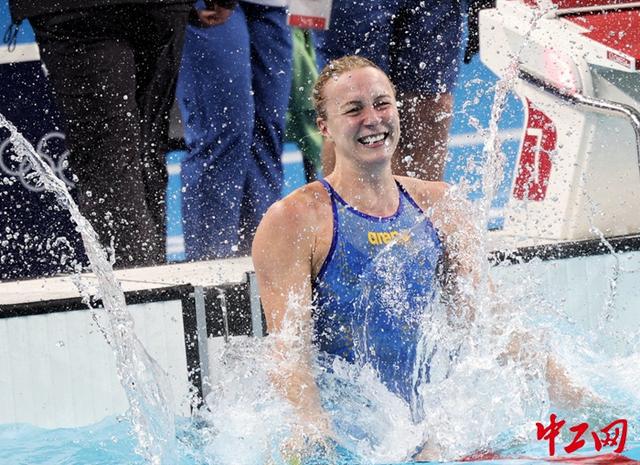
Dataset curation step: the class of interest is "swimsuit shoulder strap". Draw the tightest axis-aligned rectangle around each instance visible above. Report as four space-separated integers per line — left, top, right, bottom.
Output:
317 178 340 214
395 179 425 214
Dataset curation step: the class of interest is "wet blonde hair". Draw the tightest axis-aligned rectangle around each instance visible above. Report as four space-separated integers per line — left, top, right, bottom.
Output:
312 55 395 120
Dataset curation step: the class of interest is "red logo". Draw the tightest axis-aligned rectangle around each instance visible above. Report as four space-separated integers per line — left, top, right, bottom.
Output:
288 15 326 30
606 51 634 70
536 414 628 456
513 100 557 201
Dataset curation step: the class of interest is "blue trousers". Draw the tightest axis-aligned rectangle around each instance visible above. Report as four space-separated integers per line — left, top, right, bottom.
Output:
177 3 292 260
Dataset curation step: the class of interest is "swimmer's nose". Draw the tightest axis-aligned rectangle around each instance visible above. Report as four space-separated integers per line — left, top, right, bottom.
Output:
361 105 382 126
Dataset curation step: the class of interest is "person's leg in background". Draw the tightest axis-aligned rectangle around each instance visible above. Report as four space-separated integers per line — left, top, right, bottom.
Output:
390 0 463 181
131 3 191 260
30 6 188 267
237 3 292 254
177 5 254 260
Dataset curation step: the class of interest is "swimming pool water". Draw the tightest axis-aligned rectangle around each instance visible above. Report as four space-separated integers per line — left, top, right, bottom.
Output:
1 415 638 465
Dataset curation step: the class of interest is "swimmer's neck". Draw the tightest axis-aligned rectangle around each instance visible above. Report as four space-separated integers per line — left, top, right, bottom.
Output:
326 164 399 216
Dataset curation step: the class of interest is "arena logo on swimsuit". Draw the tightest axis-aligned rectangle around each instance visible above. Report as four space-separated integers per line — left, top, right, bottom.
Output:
367 230 411 245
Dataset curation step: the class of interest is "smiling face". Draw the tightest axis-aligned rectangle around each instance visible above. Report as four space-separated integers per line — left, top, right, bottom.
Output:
316 66 400 170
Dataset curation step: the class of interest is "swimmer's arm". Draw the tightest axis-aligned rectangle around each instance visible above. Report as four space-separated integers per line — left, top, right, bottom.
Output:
435 188 589 408
395 179 479 322
252 199 332 441
501 332 591 409
410 181 589 408
425 183 482 324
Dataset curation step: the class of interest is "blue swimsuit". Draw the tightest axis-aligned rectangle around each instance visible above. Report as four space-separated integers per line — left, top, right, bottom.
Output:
313 179 443 406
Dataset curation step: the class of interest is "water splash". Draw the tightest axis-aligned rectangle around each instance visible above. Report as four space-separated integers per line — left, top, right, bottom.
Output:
476 3 553 222
199 336 294 465
0 113 176 464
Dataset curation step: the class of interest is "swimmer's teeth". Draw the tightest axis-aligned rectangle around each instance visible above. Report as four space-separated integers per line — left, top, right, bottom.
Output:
361 133 386 145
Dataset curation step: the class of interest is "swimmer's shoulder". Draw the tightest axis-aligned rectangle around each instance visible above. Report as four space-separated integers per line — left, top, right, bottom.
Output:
259 181 333 234
252 182 334 291
394 175 449 212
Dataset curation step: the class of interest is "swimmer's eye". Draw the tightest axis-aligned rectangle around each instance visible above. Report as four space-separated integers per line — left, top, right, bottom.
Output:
344 106 362 115
374 100 393 109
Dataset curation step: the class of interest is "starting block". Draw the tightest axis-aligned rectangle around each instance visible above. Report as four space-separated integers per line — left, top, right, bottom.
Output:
480 0 640 246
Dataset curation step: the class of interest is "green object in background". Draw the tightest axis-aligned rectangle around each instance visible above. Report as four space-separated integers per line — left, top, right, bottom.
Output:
285 28 323 182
